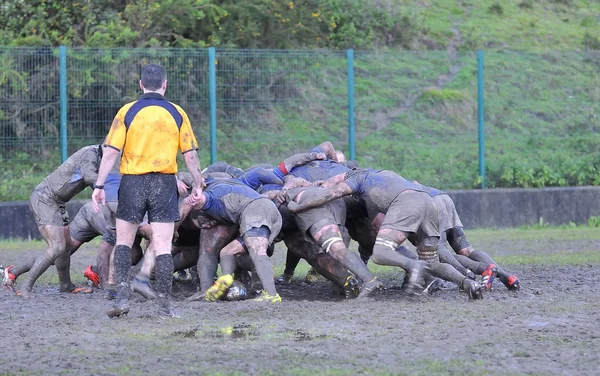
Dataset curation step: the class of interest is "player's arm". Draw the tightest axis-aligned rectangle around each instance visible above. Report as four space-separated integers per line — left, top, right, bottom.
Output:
178 108 203 191
275 152 326 177
314 141 338 161
261 189 282 200
92 111 127 211
277 176 313 203
287 182 354 213
81 147 101 186
320 172 348 189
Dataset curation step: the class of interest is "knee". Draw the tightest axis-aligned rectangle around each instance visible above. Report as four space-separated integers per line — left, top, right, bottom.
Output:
458 247 473 256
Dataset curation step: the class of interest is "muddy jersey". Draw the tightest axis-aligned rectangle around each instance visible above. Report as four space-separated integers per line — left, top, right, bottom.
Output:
288 160 349 182
35 145 101 202
200 180 262 224
344 169 424 215
238 167 284 191
419 184 446 197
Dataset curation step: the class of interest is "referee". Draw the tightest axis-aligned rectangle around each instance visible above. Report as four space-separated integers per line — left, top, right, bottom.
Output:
92 63 204 318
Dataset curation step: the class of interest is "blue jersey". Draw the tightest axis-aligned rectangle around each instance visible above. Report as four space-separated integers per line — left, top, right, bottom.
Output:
104 173 122 202
238 167 284 191
288 160 349 182
419 185 446 197
344 169 424 215
201 180 261 224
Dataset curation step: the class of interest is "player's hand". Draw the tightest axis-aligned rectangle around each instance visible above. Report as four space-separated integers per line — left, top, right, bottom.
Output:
276 189 288 204
287 201 300 213
176 179 190 196
187 186 204 207
91 188 105 212
312 152 327 160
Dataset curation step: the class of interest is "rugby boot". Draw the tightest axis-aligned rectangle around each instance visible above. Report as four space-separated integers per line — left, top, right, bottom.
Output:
422 277 444 295
0 265 16 292
462 279 484 300
205 274 234 302
253 290 282 303
480 264 498 291
173 270 191 283
107 297 130 318
404 261 429 295
357 277 383 299
70 287 93 294
343 275 360 299
276 272 294 284
104 288 118 300
83 265 101 287
131 275 158 299
505 275 521 290
157 295 180 319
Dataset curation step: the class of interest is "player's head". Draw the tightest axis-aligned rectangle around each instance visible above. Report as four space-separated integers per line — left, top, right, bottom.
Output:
140 63 167 93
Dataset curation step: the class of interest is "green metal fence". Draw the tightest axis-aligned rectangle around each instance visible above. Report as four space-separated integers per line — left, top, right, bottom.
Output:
1 47 599 201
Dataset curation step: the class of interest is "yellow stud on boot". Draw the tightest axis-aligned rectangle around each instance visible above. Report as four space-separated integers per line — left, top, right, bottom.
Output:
205 274 234 302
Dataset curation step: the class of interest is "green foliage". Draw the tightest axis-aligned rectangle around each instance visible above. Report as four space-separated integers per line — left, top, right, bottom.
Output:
588 216 600 227
488 3 504 16
0 0 421 50
582 32 600 50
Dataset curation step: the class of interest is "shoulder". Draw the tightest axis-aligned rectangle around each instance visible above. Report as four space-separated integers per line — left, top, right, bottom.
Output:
169 102 188 116
118 101 137 114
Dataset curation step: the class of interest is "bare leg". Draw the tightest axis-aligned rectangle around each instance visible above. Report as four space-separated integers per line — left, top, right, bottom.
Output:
244 236 277 296
284 233 350 287
106 219 138 317
20 225 69 297
96 241 113 287
197 224 236 293
417 236 482 299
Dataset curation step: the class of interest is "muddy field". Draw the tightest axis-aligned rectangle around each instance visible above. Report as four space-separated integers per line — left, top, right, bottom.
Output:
1 228 600 376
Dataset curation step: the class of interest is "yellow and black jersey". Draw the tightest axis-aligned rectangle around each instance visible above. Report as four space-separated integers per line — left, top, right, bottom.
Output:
104 93 198 175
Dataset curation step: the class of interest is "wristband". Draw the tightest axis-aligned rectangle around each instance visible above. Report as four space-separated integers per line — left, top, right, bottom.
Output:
277 161 289 175
93 183 104 190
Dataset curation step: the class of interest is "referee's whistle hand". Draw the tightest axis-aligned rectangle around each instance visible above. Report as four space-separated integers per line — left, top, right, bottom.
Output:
91 188 106 212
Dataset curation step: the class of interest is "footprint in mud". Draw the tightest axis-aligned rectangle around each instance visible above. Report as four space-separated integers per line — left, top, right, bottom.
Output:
172 325 329 342
173 324 258 340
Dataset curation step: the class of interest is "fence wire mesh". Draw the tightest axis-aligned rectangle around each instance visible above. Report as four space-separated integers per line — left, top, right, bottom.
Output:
354 50 478 189
1 47 599 201
214 49 348 167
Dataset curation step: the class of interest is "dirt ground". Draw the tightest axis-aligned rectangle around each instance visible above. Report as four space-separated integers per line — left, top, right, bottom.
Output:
1 228 600 376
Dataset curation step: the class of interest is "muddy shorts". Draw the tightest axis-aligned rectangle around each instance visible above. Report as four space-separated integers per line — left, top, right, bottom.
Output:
433 194 463 233
239 198 282 244
380 190 440 245
102 201 149 246
293 199 347 236
117 173 179 224
29 189 69 227
69 201 109 243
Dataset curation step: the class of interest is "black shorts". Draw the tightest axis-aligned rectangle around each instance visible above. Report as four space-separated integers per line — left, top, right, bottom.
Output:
116 173 180 224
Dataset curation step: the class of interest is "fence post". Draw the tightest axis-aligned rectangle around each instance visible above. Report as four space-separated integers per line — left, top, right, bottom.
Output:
59 45 68 162
477 50 485 189
347 49 356 161
208 47 217 164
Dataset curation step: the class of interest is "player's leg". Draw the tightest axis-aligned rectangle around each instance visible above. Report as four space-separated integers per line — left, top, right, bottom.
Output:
309 222 380 298
244 228 281 302
448 226 520 290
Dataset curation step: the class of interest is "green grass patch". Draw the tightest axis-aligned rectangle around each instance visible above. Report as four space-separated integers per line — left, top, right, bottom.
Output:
493 249 600 266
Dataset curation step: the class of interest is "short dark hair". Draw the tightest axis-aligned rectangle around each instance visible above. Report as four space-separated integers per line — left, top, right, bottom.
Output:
141 64 166 91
